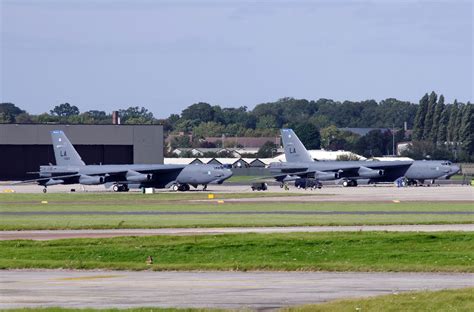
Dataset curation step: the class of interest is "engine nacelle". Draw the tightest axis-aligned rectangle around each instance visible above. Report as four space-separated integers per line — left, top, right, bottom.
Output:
315 171 337 181
79 175 105 185
45 179 64 186
358 166 384 179
127 174 152 183
126 170 152 183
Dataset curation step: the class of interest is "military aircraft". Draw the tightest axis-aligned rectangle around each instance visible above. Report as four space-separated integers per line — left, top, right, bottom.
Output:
22 130 233 193
268 129 460 187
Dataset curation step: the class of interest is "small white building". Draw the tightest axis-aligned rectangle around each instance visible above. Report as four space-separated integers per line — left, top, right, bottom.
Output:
272 150 366 162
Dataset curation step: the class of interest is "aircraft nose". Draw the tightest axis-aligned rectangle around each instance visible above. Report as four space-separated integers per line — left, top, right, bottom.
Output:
452 165 460 174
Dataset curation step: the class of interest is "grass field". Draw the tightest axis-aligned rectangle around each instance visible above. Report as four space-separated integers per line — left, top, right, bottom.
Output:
0 192 472 230
1 232 473 272
0 192 311 203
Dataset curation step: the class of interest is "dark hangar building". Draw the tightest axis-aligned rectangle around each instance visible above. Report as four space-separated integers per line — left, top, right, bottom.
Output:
0 124 164 180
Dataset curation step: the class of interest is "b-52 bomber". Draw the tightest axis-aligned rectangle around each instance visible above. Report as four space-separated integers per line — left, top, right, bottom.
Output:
22 130 233 193
268 129 460 187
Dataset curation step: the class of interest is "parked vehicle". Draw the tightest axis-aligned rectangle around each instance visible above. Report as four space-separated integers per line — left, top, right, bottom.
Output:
294 178 322 190
251 182 268 191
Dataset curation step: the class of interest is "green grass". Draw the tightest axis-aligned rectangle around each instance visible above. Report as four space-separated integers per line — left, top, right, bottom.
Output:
1 200 472 230
284 287 474 312
450 174 473 181
1 213 472 230
0 192 312 203
1 232 473 272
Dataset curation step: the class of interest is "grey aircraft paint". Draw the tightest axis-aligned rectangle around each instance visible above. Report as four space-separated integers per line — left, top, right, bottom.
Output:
270 129 460 186
24 131 233 192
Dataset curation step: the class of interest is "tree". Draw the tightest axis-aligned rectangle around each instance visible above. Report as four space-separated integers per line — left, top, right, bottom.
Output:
256 141 277 158
401 140 453 160
170 136 192 149
412 93 429 140
256 115 277 129
0 103 25 123
118 106 154 124
353 130 389 157
429 94 444 143
447 101 459 143
459 103 473 160
436 107 449 144
192 121 225 138
320 125 348 150
50 103 80 117
181 102 214 123
422 91 437 140
291 122 320 149
15 113 33 123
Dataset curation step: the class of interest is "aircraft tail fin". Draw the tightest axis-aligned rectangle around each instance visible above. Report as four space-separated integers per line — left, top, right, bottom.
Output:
281 129 314 163
51 130 85 166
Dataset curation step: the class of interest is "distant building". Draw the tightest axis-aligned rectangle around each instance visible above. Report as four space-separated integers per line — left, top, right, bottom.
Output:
396 142 412 156
171 147 283 157
273 150 366 162
370 156 413 161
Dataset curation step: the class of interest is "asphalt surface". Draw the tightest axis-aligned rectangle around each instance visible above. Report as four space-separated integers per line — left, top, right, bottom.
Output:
2 270 473 310
1 183 472 202
2 224 474 240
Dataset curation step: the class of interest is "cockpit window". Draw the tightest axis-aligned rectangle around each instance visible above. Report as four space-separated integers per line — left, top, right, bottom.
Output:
441 161 452 166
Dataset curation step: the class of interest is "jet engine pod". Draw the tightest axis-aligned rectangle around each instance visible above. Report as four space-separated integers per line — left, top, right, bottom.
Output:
45 179 64 186
79 175 105 185
358 166 384 178
126 170 152 183
315 171 338 181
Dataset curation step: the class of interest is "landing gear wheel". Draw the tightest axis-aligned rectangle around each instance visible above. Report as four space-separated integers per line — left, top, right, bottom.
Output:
172 184 179 192
342 180 349 187
177 184 190 191
43 187 47 193
113 185 119 192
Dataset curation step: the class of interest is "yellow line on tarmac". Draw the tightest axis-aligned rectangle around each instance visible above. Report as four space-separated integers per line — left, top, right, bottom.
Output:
57 274 123 281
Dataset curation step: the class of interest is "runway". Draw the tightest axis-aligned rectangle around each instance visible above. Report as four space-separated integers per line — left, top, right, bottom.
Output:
2 224 474 240
1 270 473 310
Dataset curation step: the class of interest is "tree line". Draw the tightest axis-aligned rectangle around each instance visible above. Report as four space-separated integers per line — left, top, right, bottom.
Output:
1 92 472 161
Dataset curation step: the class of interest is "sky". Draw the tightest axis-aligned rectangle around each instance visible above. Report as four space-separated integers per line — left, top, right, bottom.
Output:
1 0 473 119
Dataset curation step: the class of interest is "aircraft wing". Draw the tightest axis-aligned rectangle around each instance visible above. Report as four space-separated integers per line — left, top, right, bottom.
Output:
78 165 187 177
13 173 81 185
